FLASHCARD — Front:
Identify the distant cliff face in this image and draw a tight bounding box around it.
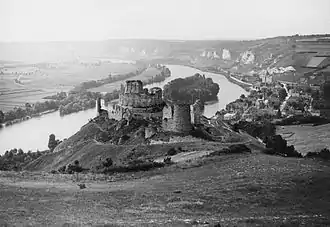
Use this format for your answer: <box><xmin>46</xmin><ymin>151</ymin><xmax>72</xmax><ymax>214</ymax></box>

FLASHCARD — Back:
<box><xmin>222</xmin><ymin>49</ymin><xmax>231</xmax><ymax>60</ymax></box>
<box><xmin>239</xmin><ymin>50</ymin><xmax>255</xmax><ymax>64</ymax></box>
<box><xmin>200</xmin><ymin>50</ymin><xmax>221</xmax><ymax>59</ymax></box>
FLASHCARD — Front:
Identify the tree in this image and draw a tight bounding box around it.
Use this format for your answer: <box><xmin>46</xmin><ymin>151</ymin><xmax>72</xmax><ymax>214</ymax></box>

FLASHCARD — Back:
<box><xmin>25</xmin><ymin>103</ymin><xmax>32</xmax><ymax>109</ymax></box>
<box><xmin>48</xmin><ymin>134</ymin><xmax>58</xmax><ymax>152</ymax></box>
<box><xmin>278</xmin><ymin>88</ymin><xmax>288</xmax><ymax>102</ymax></box>
<box><xmin>0</xmin><ymin>110</ymin><xmax>4</xmax><ymax>123</ymax></box>
<box><xmin>70</xmin><ymin>160</ymin><xmax>83</xmax><ymax>181</ymax></box>
<box><xmin>240</xmin><ymin>94</ymin><xmax>246</xmax><ymax>99</ymax></box>
<box><xmin>322</xmin><ymin>82</ymin><xmax>330</xmax><ymax>103</ymax></box>
<box><xmin>18</xmin><ymin>149</ymin><xmax>24</xmax><ymax>155</ymax></box>
<box><xmin>277</xmin><ymin>109</ymin><xmax>282</xmax><ymax>118</ymax></box>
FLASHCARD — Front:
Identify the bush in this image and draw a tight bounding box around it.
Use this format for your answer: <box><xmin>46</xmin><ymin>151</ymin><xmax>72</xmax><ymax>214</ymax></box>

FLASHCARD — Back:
<box><xmin>228</xmin><ymin>144</ymin><xmax>252</xmax><ymax>153</ymax></box>
<box><xmin>207</xmin><ymin>144</ymin><xmax>251</xmax><ymax>157</ymax></box>
<box><xmin>58</xmin><ymin>165</ymin><xmax>66</xmax><ymax>173</ymax></box>
<box><xmin>264</xmin><ymin>135</ymin><xmax>302</xmax><ymax>157</ymax></box>
<box><xmin>306</xmin><ymin>148</ymin><xmax>330</xmax><ymax>160</ymax></box>
<box><xmin>167</xmin><ymin>147</ymin><xmax>182</xmax><ymax>156</ymax></box>
<box><xmin>101</xmin><ymin>161</ymin><xmax>165</xmax><ymax>174</ymax></box>
<box><xmin>164</xmin><ymin>157</ymin><xmax>173</xmax><ymax>164</ymax></box>
<box><xmin>102</xmin><ymin>158</ymin><xmax>113</xmax><ymax>167</ymax></box>
<box><xmin>50</xmin><ymin>170</ymin><xmax>58</xmax><ymax>174</ymax></box>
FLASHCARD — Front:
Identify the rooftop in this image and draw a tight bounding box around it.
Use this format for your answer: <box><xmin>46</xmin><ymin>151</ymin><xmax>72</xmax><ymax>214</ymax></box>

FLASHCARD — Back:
<box><xmin>306</xmin><ymin>56</ymin><xmax>329</xmax><ymax>68</ymax></box>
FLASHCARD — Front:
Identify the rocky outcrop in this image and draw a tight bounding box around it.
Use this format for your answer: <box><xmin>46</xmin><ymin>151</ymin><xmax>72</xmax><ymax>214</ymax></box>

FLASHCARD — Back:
<box><xmin>200</xmin><ymin>50</ymin><xmax>220</xmax><ymax>59</ymax></box>
<box><xmin>239</xmin><ymin>50</ymin><xmax>255</xmax><ymax>64</ymax></box>
<box><xmin>222</xmin><ymin>49</ymin><xmax>231</xmax><ymax>60</ymax></box>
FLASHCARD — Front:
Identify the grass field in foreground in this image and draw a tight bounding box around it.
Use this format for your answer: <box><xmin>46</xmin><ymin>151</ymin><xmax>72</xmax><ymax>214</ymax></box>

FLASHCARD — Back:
<box><xmin>0</xmin><ymin>152</ymin><xmax>330</xmax><ymax>226</ymax></box>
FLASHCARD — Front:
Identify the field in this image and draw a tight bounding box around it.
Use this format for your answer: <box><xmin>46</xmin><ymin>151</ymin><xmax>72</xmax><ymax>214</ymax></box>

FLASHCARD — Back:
<box><xmin>88</xmin><ymin>67</ymin><xmax>162</xmax><ymax>93</ymax></box>
<box><xmin>0</xmin><ymin>62</ymin><xmax>139</xmax><ymax>111</ymax></box>
<box><xmin>276</xmin><ymin>123</ymin><xmax>330</xmax><ymax>154</ymax></box>
<box><xmin>1</xmin><ymin>151</ymin><xmax>330</xmax><ymax>226</ymax></box>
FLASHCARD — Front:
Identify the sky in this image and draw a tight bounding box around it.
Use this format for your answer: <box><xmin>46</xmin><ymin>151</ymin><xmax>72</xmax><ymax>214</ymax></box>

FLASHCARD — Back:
<box><xmin>0</xmin><ymin>0</ymin><xmax>329</xmax><ymax>42</ymax></box>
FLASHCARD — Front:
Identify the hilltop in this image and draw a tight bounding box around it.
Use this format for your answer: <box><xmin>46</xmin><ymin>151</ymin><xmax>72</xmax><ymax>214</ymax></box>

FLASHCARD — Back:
<box><xmin>23</xmin><ymin>114</ymin><xmax>251</xmax><ymax>172</ymax></box>
<box><xmin>1</xmin><ymin>35</ymin><xmax>329</xmax><ymax>74</ymax></box>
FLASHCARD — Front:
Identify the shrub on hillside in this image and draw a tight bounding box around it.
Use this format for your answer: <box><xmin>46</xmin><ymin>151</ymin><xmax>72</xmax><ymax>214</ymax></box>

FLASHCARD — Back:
<box><xmin>58</xmin><ymin>165</ymin><xmax>66</xmax><ymax>173</ymax></box>
<box><xmin>66</xmin><ymin>160</ymin><xmax>84</xmax><ymax>174</ymax></box>
<box><xmin>276</xmin><ymin>115</ymin><xmax>330</xmax><ymax>126</ymax></box>
<box><xmin>164</xmin><ymin>157</ymin><xmax>173</xmax><ymax>164</ymax></box>
<box><xmin>102</xmin><ymin>158</ymin><xmax>113</xmax><ymax>167</ymax></box>
<box><xmin>167</xmin><ymin>147</ymin><xmax>183</xmax><ymax>156</ymax></box>
<box><xmin>0</xmin><ymin>149</ymin><xmax>44</xmax><ymax>171</ymax></box>
<box><xmin>233</xmin><ymin>120</ymin><xmax>276</xmax><ymax>141</ymax></box>
<box><xmin>228</xmin><ymin>144</ymin><xmax>252</xmax><ymax>153</ymax></box>
<box><xmin>100</xmin><ymin>161</ymin><xmax>165</xmax><ymax>174</ymax></box>
<box><xmin>305</xmin><ymin>148</ymin><xmax>330</xmax><ymax>160</ymax></box>
<box><xmin>263</xmin><ymin>135</ymin><xmax>302</xmax><ymax>157</ymax></box>
<box><xmin>207</xmin><ymin>144</ymin><xmax>251</xmax><ymax>157</ymax></box>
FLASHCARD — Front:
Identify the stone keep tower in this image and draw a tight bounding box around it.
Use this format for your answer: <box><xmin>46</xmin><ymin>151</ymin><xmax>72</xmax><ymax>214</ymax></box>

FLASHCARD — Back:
<box><xmin>162</xmin><ymin>103</ymin><xmax>192</xmax><ymax>134</ymax></box>
<box><xmin>125</xmin><ymin>80</ymin><xmax>143</xmax><ymax>94</ymax></box>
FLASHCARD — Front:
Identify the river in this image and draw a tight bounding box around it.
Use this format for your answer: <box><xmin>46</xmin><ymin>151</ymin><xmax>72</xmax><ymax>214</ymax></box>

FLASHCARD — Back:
<box><xmin>0</xmin><ymin>65</ymin><xmax>247</xmax><ymax>154</ymax></box>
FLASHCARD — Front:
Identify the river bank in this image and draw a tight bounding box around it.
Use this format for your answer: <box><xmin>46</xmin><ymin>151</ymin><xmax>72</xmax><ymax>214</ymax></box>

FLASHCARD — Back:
<box><xmin>1</xmin><ymin>109</ymin><xmax>58</xmax><ymax>128</ymax></box>
<box><xmin>183</xmin><ymin>63</ymin><xmax>252</xmax><ymax>92</ymax></box>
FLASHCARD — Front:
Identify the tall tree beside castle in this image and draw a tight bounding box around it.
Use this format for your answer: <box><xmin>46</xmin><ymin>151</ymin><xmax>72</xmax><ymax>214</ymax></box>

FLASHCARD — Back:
<box><xmin>48</xmin><ymin>134</ymin><xmax>61</xmax><ymax>152</ymax></box>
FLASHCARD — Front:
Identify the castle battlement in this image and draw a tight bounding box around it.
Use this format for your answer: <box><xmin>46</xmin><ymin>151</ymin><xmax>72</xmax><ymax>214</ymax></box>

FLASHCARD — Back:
<box><xmin>119</xmin><ymin>80</ymin><xmax>163</xmax><ymax>108</ymax></box>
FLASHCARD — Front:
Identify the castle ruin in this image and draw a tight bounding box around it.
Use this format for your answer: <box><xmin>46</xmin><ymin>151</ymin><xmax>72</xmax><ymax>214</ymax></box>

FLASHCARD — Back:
<box><xmin>99</xmin><ymin>80</ymin><xmax>203</xmax><ymax>134</ymax></box>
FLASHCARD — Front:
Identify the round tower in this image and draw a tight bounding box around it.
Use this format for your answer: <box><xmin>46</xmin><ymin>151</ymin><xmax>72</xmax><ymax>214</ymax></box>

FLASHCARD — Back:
<box><xmin>172</xmin><ymin>104</ymin><xmax>192</xmax><ymax>134</ymax></box>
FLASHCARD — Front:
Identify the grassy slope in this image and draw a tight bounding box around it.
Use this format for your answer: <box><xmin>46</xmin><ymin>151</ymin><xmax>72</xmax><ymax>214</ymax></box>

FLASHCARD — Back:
<box><xmin>1</xmin><ymin>153</ymin><xmax>330</xmax><ymax>226</ymax></box>
<box><xmin>277</xmin><ymin>123</ymin><xmax>330</xmax><ymax>154</ymax></box>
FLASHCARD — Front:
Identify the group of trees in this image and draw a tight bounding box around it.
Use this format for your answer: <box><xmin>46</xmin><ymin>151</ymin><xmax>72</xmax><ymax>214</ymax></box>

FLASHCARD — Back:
<box><xmin>73</xmin><ymin>67</ymin><xmax>147</xmax><ymax>92</ymax></box>
<box><xmin>0</xmin><ymin>148</ymin><xmax>44</xmax><ymax>171</ymax></box>
<box><xmin>0</xmin><ymin>132</ymin><xmax>62</xmax><ymax>171</ymax></box>
<box><xmin>286</xmin><ymin>96</ymin><xmax>309</xmax><ymax>112</ymax></box>
<box><xmin>0</xmin><ymin>100</ymin><xmax>59</xmax><ymax>124</ymax></box>
<box><xmin>43</xmin><ymin>92</ymin><xmax>67</xmax><ymax>100</ymax></box>
<box><xmin>58</xmin><ymin>91</ymin><xmax>99</xmax><ymax>116</ymax></box>
<box><xmin>163</xmin><ymin>73</ymin><xmax>219</xmax><ymax>104</ymax></box>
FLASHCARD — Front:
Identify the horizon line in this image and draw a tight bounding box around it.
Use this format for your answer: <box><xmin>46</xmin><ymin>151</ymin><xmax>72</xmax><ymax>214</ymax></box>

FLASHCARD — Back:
<box><xmin>0</xmin><ymin>33</ymin><xmax>330</xmax><ymax>44</ymax></box>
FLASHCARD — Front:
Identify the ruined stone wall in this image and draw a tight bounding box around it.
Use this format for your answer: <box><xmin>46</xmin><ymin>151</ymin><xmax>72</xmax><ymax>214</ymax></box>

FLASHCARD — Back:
<box><xmin>149</xmin><ymin>87</ymin><xmax>162</xmax><ymax>99</ymax></box>
<box><xmin>125</xmin><ymin>80</ymin><xmax>143</xmax><ymax>94</ymax></box>
<box><xmin>162</xmin><ymin>104</ymin><xmax>192</xmax><ymax>134</ymax></box>
<box><xmin>119</xmin><ymin>93</ymin><xmax>163</xmax><ymax>108</ymax></box>
<box><xmin>162</xmin><ymin>104</ymin><xmax>173</xmax><ymax>119</ymax></box>
<box><xmin>108</xmin><ymin>103</ymin><xmax>162</xmax><ymax>120</ymax></box>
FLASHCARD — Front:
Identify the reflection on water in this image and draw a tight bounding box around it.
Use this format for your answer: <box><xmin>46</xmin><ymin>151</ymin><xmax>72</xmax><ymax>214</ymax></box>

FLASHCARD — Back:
<box><xmin>0</xmin><ymin>65</ymin><xmax>247</xmax><ymax>154</ymax></box>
